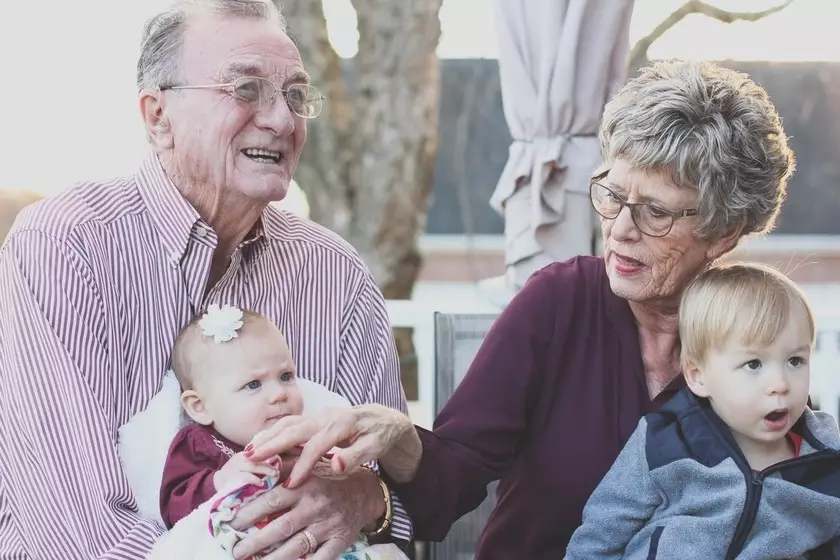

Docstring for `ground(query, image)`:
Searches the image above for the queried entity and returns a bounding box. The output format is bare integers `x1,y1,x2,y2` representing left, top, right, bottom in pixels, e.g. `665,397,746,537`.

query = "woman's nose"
610,205,642,242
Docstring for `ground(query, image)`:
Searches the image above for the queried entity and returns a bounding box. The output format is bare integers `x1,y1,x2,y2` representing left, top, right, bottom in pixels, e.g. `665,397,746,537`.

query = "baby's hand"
213,451,279,491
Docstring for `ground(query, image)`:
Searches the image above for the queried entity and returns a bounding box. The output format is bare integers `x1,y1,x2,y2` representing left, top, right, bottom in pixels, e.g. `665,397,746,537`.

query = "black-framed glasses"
159,76,325,119
589,170,698,237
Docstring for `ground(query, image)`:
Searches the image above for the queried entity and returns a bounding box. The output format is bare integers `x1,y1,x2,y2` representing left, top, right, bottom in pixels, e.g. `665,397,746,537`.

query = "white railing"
812,313,840,419
388,285,840,429
386,300,438,429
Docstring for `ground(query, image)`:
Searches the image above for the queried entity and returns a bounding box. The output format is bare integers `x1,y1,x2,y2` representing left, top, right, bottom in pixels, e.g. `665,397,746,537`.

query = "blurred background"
2,0,840,427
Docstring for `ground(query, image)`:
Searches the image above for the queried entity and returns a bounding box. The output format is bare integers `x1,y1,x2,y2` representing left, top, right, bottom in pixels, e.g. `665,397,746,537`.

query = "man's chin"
238,177,290,203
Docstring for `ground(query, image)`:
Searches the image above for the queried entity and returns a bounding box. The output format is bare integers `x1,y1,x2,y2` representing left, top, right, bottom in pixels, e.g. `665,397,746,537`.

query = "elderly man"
0,1,412,559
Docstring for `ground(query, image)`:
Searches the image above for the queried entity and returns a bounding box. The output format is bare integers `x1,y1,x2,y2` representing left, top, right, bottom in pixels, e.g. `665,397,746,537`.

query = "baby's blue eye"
280,372,293,382
244,380,261,390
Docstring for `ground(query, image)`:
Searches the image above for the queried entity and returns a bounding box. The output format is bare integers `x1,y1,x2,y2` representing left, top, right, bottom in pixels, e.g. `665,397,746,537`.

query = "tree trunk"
278,0,443,301
276,1,443,399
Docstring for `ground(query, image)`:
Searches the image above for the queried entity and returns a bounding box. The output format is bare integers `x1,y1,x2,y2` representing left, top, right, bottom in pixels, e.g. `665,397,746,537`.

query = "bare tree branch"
628,0,794,71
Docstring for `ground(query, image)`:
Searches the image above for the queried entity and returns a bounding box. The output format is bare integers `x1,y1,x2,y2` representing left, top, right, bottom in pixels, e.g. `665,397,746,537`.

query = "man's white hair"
136,0,286,91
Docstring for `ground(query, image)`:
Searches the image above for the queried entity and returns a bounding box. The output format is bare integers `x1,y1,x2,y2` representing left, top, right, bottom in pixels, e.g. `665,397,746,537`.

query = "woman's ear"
139,89,174,150
705,225,743,262
683,359,711,398
181,390,213,426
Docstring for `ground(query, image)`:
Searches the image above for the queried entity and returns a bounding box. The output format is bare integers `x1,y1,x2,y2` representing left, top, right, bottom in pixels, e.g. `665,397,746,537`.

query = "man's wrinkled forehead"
218,60,310,86
181,13,305,82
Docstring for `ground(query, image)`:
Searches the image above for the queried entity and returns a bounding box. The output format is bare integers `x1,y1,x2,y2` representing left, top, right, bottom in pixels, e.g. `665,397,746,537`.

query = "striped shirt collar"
135,153,279,263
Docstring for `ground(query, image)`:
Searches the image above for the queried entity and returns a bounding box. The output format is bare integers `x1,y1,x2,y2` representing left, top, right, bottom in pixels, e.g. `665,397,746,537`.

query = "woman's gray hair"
599,59,795,239
136,0,286,91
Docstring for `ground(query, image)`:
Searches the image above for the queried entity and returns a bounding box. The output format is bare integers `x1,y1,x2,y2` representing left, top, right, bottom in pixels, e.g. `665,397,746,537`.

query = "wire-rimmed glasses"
589,171,698,238
160,76,325,119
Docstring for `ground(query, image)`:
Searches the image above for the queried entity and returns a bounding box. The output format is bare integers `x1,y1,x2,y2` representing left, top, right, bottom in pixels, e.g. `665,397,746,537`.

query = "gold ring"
301,529,318,554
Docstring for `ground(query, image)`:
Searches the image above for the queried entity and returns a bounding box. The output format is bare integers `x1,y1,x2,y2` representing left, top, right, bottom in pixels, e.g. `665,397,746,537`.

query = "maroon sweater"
389,256,685,558
159,423,243,529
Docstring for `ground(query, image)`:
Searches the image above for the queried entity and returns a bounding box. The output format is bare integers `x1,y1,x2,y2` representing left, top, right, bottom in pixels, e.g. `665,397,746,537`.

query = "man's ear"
139,89,174,150
181,390,213,425
683,359,711,398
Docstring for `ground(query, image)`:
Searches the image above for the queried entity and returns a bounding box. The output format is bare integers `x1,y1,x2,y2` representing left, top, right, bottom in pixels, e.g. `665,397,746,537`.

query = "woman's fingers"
329,434,381,473
287,414,356,487
249,416,321,461
251,404,416,487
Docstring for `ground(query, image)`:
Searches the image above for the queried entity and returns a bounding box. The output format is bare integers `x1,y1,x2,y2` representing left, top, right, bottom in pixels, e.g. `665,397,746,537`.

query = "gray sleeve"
565,418,662,559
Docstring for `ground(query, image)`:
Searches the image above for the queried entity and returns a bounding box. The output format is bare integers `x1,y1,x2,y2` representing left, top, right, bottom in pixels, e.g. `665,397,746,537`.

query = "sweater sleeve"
387,261,578,541
564,419,662,559
159,426,224,529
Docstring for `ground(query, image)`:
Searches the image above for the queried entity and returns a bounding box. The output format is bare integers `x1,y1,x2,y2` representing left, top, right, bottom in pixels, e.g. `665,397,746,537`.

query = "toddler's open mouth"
764,408,789,431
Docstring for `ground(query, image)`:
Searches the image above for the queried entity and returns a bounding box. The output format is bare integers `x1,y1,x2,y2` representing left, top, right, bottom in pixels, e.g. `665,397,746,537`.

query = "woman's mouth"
764,408,789,431
613,253,646,276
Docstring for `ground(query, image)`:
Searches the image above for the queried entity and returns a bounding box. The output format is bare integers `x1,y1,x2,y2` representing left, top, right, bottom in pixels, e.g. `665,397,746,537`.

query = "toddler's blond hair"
679,262,815,368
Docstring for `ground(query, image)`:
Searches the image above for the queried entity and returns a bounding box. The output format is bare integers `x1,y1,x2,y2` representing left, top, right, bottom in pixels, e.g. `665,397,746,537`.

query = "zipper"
725,449,838,559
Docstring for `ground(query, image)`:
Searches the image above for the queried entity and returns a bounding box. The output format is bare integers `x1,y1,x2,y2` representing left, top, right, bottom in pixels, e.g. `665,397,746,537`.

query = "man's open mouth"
242,148,283,164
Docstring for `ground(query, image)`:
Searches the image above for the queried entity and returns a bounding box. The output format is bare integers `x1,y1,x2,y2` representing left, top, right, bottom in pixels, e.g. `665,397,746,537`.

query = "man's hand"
214,451,279,491
230,465,385,560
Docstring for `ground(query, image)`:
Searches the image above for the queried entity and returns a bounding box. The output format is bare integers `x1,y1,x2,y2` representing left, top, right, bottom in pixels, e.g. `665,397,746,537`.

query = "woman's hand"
247,403,422,488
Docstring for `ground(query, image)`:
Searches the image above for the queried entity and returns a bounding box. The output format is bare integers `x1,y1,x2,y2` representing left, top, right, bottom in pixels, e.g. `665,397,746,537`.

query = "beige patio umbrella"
490,0,636,291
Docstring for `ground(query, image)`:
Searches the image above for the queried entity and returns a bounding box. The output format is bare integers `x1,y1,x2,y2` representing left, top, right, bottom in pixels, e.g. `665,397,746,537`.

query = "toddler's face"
188,321,304,447
687,305,812,461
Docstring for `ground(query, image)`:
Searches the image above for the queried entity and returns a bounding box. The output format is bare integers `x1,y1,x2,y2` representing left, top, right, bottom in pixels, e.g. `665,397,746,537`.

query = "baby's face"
193,321,304,447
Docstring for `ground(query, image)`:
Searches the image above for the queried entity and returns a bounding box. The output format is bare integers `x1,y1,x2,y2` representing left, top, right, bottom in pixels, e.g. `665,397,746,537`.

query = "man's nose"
255,95,296,136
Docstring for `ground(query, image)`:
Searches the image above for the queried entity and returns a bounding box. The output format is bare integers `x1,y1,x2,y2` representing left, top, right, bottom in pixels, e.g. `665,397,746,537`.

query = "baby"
159,304,407,560
566,263,840,559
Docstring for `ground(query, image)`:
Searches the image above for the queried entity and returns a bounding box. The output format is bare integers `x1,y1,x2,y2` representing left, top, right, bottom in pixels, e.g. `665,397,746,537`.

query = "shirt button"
195,227,207,238
168,251,180,266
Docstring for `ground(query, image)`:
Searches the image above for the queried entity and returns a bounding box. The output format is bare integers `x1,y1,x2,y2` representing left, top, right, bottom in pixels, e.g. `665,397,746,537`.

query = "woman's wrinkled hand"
247,403,421,488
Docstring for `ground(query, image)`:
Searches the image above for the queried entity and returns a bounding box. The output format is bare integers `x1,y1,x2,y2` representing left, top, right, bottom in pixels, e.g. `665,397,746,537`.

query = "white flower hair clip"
199,304,244,344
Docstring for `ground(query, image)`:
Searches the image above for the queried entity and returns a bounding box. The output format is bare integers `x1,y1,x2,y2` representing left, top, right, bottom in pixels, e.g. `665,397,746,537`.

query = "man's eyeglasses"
589,171,698,238
159,76,325,119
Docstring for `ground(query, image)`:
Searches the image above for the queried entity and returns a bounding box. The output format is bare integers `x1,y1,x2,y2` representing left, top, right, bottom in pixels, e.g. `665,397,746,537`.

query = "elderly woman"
243,60,795,558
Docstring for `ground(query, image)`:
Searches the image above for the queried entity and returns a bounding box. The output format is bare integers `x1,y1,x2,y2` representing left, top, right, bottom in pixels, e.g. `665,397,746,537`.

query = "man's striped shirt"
0,154,411,559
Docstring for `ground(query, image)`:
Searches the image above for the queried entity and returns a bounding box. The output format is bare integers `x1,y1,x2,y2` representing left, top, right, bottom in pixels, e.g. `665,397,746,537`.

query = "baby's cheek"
292,391,305,414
